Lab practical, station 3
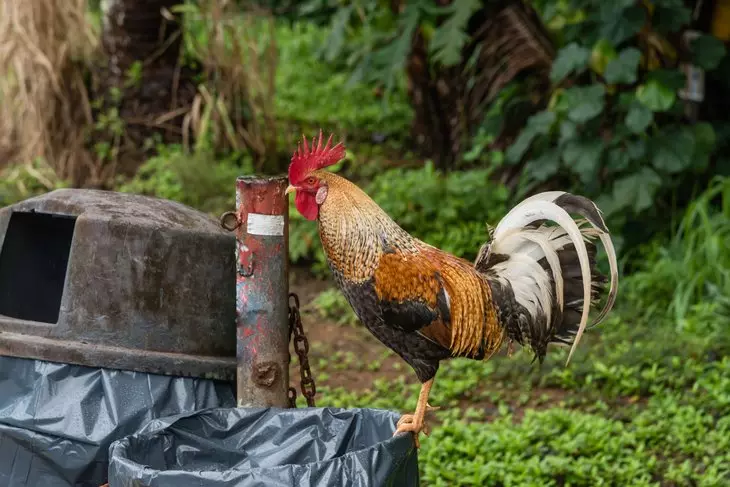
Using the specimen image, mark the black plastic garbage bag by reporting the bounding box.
[108,407,419,487]
[0,356,235,487]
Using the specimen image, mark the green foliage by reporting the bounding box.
[464,82,534,166]
[417,398,730,486]
[603,47,641,84]
[426,0,481,66]
[469,0,729,252]
[290,162,510,275]
[313,0,487,95]
[622,176,730,333]
[116,145,248,216]
[275,20,412,137]
[690,34,727,70]
[0,159,69,207]
[549,42,590,83]
[312,288,358,326]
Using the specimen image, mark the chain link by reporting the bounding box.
[287,292,316,408]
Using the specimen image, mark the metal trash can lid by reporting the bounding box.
[0,189,236,380]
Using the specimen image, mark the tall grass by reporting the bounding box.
[623,176,730,333]
[0,0,98,182]
[175,0,279,173]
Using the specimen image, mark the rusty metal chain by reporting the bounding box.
[287,293,316,408]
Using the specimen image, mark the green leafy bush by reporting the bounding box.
[275,21,412,138]
[471,0,729,251]
[116,145,249,216]
[417,396,730,486]
[314,0,490,92]
[0,158,69,207]
[290,162,510,275]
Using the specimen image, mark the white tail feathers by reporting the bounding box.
[480,191,619,365]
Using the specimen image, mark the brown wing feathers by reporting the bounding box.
[372,245,504,359]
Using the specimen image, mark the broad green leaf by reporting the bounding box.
[490,150,505,166]
[636,79,675,112]
[617,92,636,108]
[606,147,631,172]
[690,35,727,70]
[525,149,561,182]
[561,139,604,183]
[550,43,591,83]
[612,167,662,213]
[625,103,653,134]
[558,120,578,146]
[506,111,557,163]
[600,5,646,45]
[563,85,606,123]
[626,139,647,161]
[651,128,695,173]
[693,122,716,155]
[590,39,618,75]
[604,48,642,84]
[429,0,480,66]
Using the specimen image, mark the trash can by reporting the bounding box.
[0,356,235,487]
[108,407,419,487]
[0,189,238,486]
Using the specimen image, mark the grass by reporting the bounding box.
[299,177,730,486]
[176,1,279,170]
[0,0,97,182]
[622,176,730,334]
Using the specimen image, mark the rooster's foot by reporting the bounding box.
[396,403,439,428]
[393,403,439,448]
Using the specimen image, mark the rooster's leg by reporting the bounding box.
[393,378,437,448]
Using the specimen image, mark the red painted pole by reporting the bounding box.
[234,176,289,407]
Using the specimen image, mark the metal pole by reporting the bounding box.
[235,176,289,407]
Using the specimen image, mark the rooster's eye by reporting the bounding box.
[307,177,315,184]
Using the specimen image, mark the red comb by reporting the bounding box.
[288,130,346,184]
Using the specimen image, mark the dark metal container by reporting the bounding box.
[0,189,236,380]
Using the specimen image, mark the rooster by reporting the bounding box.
[285,131,618,447]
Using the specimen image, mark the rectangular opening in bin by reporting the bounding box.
[0,211,77,323]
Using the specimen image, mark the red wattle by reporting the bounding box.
[295,191,319,221]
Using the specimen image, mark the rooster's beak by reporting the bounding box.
[285,185,296,195]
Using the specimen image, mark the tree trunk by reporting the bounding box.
[92,0,198,185]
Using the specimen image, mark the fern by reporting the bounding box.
[372,2,421,93]
[428,0,480,66]
[319,4,354,63]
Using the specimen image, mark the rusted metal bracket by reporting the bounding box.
[223,176,290,408]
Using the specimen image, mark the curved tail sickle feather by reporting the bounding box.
[475,191,619,365]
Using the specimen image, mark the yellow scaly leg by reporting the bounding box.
[393,378,439,448]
